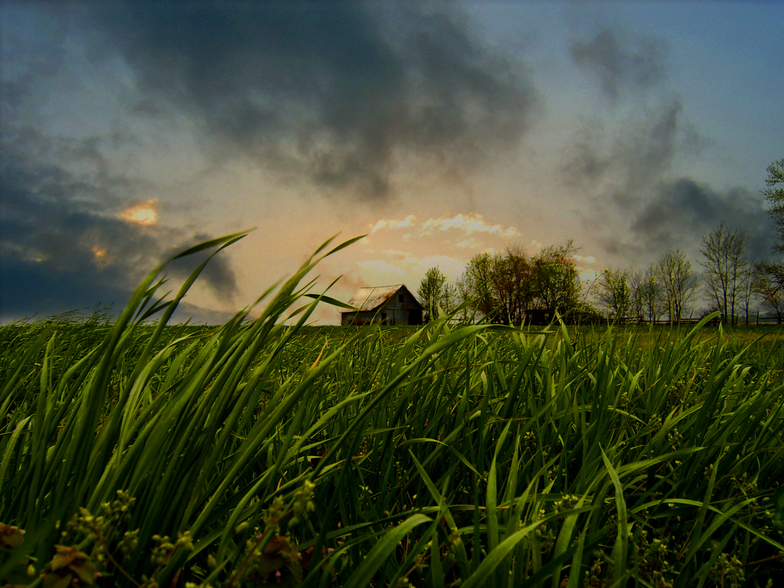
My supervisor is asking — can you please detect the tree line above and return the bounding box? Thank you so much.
[418,241,596,325]
[418,158,784,325]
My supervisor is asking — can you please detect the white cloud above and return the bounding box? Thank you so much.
[419,213,520,238]
[370,215,416,234]
[573,254,596,263]
[456,237,483,249]
[382,249,412,257]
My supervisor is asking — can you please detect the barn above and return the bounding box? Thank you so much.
[340,285,424,326]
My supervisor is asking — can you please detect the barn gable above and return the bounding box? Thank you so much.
[341,285,423,326]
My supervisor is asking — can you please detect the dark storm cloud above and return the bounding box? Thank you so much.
[90,1,537,200]
[0,130,239,320]
[164,234,239,301]
[570,29,669,100]
[561,28,768,261]
[631,179,773,260]
[562,96,771,261]
[564,97,682,194]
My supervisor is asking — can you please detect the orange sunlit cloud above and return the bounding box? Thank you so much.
[120,199,158,225]
[92,246,108,266]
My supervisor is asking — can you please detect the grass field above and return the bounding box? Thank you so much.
[2,235,784,587]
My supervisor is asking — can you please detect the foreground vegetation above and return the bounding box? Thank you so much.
[2,235,784,588]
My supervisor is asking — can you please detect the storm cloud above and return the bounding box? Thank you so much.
[565,98,682,195]
[3,3,780,323]
[570,29,669,100]
[562,88,770,261]
[90,2,538,200]
[0,128,239,320]
[631,179,772,260]
[2,0,539,320]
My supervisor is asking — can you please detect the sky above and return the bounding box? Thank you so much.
[1,1,782,324]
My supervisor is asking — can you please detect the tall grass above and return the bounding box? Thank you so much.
[1,234,783,587]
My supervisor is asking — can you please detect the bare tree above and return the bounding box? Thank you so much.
[738,272,754,325]
[752,262,784,324]
[699,221,749,326]
[656,249,698,324]
[628,269,646,323]
[639,267,662,323]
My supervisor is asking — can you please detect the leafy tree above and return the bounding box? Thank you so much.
[596,268,631,322]
[457,241,582,324]
[530,241,581,316]
[656,249,698,324]
[490,245,532,325]
[764,158,784,254]
[417,266,447,322]
[458,253,495,317]
[442,283,459,316]
[699,221,749,326]
[459,247,531,324]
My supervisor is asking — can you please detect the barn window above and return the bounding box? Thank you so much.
[399,294,404,303]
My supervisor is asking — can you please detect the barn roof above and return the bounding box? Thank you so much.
[342,285,420,313]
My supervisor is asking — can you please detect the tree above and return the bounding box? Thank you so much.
[738,270,755,325]
[752,262,784,324]
[442,283,459,316]
[490,245,532,325]
[635,267,662,323]
[699,221,749,326]
[628,269,644,323]
[458,247,531,324]
[530,241,581,316]
[458,253,495,319]
[596,268,631,322]
[417,266,447,322]
[764,158,784,254]
[656,249,698,324]
[458,241,582,324]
